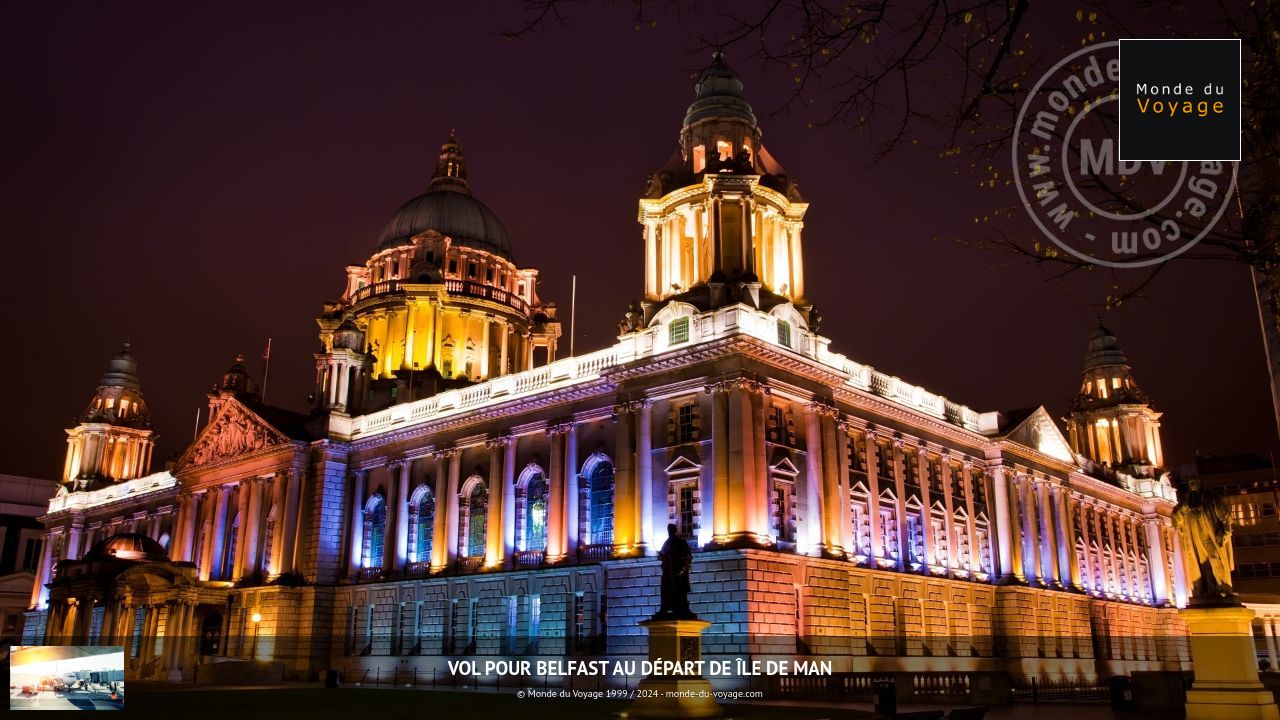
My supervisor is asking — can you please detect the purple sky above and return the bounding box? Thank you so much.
[1,2,1270,479]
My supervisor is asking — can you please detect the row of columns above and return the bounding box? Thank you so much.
[172,469,302,582]
[989,464,1179,604]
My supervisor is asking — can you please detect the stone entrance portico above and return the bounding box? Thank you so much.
[43,532,229,680]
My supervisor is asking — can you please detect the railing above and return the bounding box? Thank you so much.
[350,279,403,304]
[350,345,620,437]
[404,561,431,578]
[457,556,484,573]
[356,567,382,582]
[344,303,984,440]
[579,544,614,561]
[513,549,546,567]
[444,278,530,313]
[1010,675,1109,703]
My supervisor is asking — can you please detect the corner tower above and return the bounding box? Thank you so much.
[1066,321,1165,474]
[316,133,561,413]
[62,344,156,489]
[632,53,813,327]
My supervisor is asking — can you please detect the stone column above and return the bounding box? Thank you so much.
[726,380,761,545]
[101,600,117,647]
[1036,480,1058,586]
[918,449,935,570]
[181,491,202,563]
[891,439,908,571]
[940,455,957,572]
[866,433,883,560]
[709,384,729,543]
[232,482,250,580]
[817,404,844,556]
[1144,516,1171,605]
[502,439,517,566]
[383,461,402,573]
[348,469,367,580]
[28,531,55,608]
[1265,617,1279,671]
[991,464,1014,580]
[1054,486,1080,590]
[565,421,581,554]
[613,402,638,553]
[394,459,412,571]
[486,439,506,566]
[432,453,449,570]
[548,424,567,561]
[803,402,825,555]
[1078,502,1095,592]
[209,486,231,581]
[1020,476,1040,583]
[963,462,980,573]
[280,466,302,574]
[445,449,461,563]
[268,472,287,576]
[636,402,653,552]
[834,420,853,554]
[243,477,265,578]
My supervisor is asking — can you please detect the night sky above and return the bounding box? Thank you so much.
[2,2,1271,480]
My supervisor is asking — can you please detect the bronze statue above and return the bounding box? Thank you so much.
[1173,476,1238,605]
[656,523,695,619]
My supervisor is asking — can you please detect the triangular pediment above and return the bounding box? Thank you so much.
[1003,406,1074,463]
[664,455,702,475]
[177,399,293,471]
[770,456,801,476]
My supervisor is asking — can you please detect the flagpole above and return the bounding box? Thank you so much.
[569,275,576,357]
[193,407,202,442]
[261,338,272,403]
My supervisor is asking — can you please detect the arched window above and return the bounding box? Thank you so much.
[523,472,548,552]
[409,486,435,564]
[585,457,615,546]
[362,495,386,568]
[777,320,792,348]
[464,481,488,558]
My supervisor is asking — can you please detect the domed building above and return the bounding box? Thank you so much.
[314,133,561,414]
[62,344,156,490]
[26,54,1192,689]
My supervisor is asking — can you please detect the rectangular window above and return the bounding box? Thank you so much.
[716,140,733,160]
[692,145,706,173]
[677,485,696,539]
[506,597,518,655]
[467,262,477,278]
[485,268,494,282]
[529,596,541,655]
[572,593,585,653]
[669,317,690,344]
[777,320,792,347]
[676,403,699,443]
[448,259,458,274]
[22,538,40,572]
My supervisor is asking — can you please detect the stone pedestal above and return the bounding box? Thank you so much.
[625,618,723,719]
[1182,605,1280,720]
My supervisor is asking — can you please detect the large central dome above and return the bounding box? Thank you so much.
[376,133,513,260]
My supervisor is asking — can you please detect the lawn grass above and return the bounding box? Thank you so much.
[123,684,871,720]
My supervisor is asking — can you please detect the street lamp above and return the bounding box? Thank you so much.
[250,613,262,660]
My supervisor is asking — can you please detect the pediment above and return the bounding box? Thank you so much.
[177,399,292,471]
[1003,406,1074,463]
[664,455,702,475]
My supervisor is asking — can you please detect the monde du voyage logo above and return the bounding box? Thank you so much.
[1013,38,1241,268]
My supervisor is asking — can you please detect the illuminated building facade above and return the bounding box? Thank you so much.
[27,54,1190,684]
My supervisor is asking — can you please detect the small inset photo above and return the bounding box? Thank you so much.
[9,645,124,711]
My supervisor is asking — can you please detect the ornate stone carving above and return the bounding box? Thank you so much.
[185,402,288,468]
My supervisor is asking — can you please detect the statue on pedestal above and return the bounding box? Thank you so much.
[655,523,696,620]
[1174,476,1238,606]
